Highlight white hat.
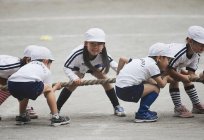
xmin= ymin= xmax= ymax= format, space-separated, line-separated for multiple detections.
xmin=31 ymin=47 xmax=54 ymax=61
xmin=187 ymin=26 xmax=204 ymax=44
xmin=23 ymin=45 xmax=40 ymax=57
xmin=84 ymin=28 xmax=106 ymax=42
xmin=148 ymin=43 xmax=175 ymax=58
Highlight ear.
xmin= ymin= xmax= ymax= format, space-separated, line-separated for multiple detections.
xmin=187 ymin=37 xmax=194 ymax=44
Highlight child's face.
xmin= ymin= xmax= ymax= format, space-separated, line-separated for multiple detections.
xmin=157 ymin=56 xmax=170 ymax=72
xmin=43 ymin=59 xmax=52 ymax=69
xmin=189 ymin=39 xmax=204 ymax=53
xmin=86 ymin=42 xmax=105 ymax=56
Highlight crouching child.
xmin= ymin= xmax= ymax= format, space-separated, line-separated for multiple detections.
xmin=8 ymin=46 xmax=70 ymax=126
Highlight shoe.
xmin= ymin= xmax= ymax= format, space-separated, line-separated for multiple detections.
xmin=15 ymin=113 xmax=31 ymax=125
xmin=192 ymin=103 xmax=204 ymax=114
xmin=147 ymin=110 xmax=157 ymax=116
xmin=174 ymin=105 xmax=194 ymax=118
xmin=26 ymin=106 xmax=38 ymax=119
xmin=50 ymin=116 xmax=70 ymax=127
xmin=114 ymin=105 xmax=126 ymax=117
xmin=135 ymin=111 xmax=158 ymax=123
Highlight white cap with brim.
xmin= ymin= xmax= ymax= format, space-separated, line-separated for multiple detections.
xmin=31 ymin=47 xmax=54 ymax=61
xmin=148 ymin=43 xmax=175 ymax=58
xmin=188 ymin=25 xmax=204 ymax=44
xmin=23 ymin=45 xmax=40 ymax=57
xmin=84 ymin=28 xmax=106 ymax=42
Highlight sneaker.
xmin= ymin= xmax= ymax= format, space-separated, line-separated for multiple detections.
xmin=192 ymin=103 xmax=204 ymax=114
xmin=26 ymin=106 xmax=38 ymax=119
xmin=50 ymin=116 xmax=70 ymax=127
xmin=174 ymin=105 xmax=194 ymax=118
xmin=114 ymin=105 xmax=126 ymax=117
xmin=147 ymin=110 xmax=157 ymax=116
xmin=135 ymin=111 xmax=158 ymax=123
xmin=16 ymin=113 xmax=31 ymax=125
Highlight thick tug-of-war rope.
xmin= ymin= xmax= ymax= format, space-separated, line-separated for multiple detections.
xmin=53 ymin=78 xmax=116 ymax=87
xmin=0 ymin=78 xmax=116 ymax=91
xmin=1 ymin=77 xmax=203 ymax=91
xmin=189 ymin=77 xmax=204 ymax=84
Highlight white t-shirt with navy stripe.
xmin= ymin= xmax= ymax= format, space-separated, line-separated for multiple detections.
xmin=116 ymin=57 xmax=161 ymax=88
xmin=0 ymin=55 xmax=22 ymax=79
xmin=63 ymin=45 xmax=118 ymax=81
xmin=168 ymin=43 xmax=199 ymax=72
xmin=8 ymin=61 xmax=52 ymax=84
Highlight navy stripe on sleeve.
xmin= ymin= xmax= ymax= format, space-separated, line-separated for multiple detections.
xmin=186 ymin=67 xmax=196 ymax=72
xmin=0 ymin=62 xmax=21 ymax=70
xmin=151 ymin=74 xmax=161 ymax=78
xmin=169 ymin=47 xmax=187 ymax=67
xmin=64 ymin=49 xmax=83 ymax=68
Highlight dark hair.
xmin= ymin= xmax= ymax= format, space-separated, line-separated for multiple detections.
xmin=20 ymin=57 xmax=28 ymax=66
xmin=32 ymin=59 xmax=53 ymax=64
xmin=83 ymin=45 xmax=110 ymax=73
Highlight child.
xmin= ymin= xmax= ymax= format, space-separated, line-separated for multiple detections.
xmin=168 ymin=25 xmax=204 ymax=118
xmin=57 ymin=28 xmax=126 ymax=116
xmin=115 ymin=43 xmax=174 ymax=122
xmin=0 ymin=45 xmax=40 ymax=120
xmin=7 ymin=47 xmax=70 ymax=126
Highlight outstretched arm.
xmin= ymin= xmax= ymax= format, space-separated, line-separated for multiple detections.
xmin=117 ymin=57 xmax=129 ymax=75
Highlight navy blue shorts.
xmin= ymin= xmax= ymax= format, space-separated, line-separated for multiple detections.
xmin=115 ymin=84 xmax=144 ymax=103
xmin=8 ymin=81 xmax=44 ymax=101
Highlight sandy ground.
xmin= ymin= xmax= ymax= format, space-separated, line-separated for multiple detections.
xmin=0 ymin=0 xmax=204 ymax=139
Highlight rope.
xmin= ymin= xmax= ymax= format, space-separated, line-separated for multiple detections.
xmin=189 ymin=76 xmax=204 ymax=84
xmin=53 ymin=78 xmax=116 ymax=87
xmin=0 ymin=84 xmax=7 ymax=91
xmin=0 ymin=78 xmax=116 ymax=90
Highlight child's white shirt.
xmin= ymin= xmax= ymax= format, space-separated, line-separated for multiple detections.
xmin=63 ymin=45 xmax=118 ymax=81
xmin=168 ymin=43 xmax=199 ymax=71
xmin=0 ymin=55 xmax=21 ymax=79
xmin=116 ymin=57 xmax=160 ymax=88
xmin=8 ymin=61 xmax=52 ymax=84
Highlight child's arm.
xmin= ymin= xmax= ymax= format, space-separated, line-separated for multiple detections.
xmin=52 ymin=82 xmax=62 ymax=92
xmin=117 ymin=57 xmax=129 ymax=75
xmin=168 ymin=68 xmax=191 ymax=83
xmin=110 ymin=60 xmax=118 ymax=72
xmin=153 ymin=75 xmax=173 ymax=88
xmin=63 ymin=67 xmax=81 ymax=82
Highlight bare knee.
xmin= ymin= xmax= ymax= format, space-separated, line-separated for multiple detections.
xmin=183 ymin=82 xmax=194 ymax=87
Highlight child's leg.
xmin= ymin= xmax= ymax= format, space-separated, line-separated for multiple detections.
xmin=184 ymin=83 xmax=204 ymax=114
xmin=169 ymin=82 xmax=182 ymax=108
xmin=43 ymin=85 xmax=58 ymax=115
xmin=135 ymin=84 xmax=159 ymax=122
xmin=57 ymin=72 xmax=83 ymax=111
xmin=0 ymin=78 xmax=10 ymax=105
xmin=16 ymin=98 xmax=30 ymax=125
xmin=92 ymin=72 xmax=125 ymax=116
xmin=138 ymin=84 xmax=160 ymax=113
xmin=184 ymin=83 xmax=200 ymax=105
xmin=43 ymin=85 xmax=70 ymax=126
xmin=169 ymin=82 xmax=193 ymax=118
xmin=19 ymin=98 xmax=29 ymax=115
xmin=0 ymin=90 xmax=10 ymax=105
xmin=57 ymin=86 xmax=77 ymax=111
xmin=92 ymin=72 xmax=119 ymax=107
